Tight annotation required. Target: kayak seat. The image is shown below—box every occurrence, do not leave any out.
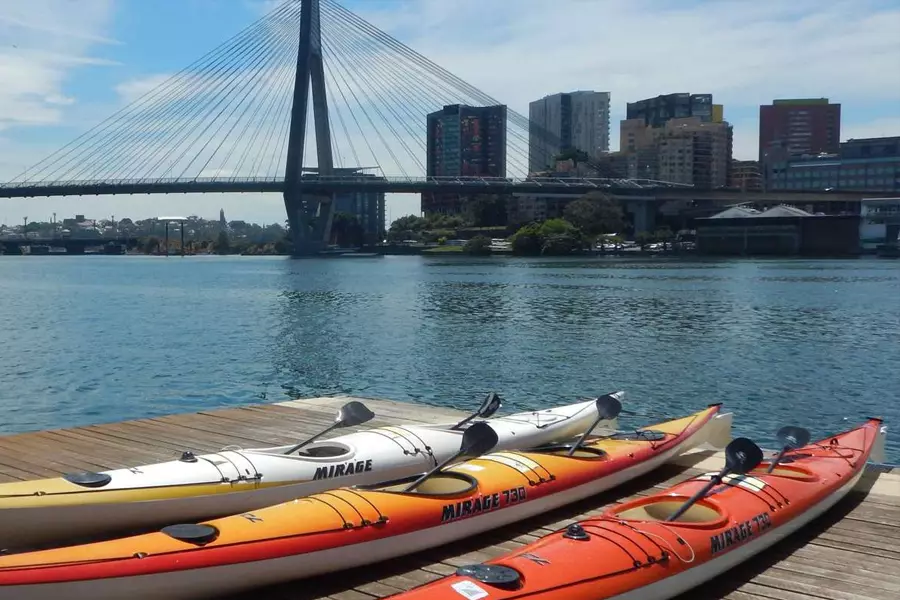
[369,472,480,496]
[615,500,722,524]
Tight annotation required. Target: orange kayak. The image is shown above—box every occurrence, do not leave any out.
[387,417,887,600]
[0,404,731,599]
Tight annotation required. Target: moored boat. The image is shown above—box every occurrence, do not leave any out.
[0,401,732,599]
[0,392,621,549]
[390,417,887,600]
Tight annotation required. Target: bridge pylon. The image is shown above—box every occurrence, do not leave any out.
[283,0,335,256]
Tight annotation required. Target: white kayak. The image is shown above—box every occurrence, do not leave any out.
[0,392,622,549]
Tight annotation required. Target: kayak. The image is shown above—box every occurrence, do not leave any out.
[390,417,887,600]
[0,393,621,549]
[0,402,732,599]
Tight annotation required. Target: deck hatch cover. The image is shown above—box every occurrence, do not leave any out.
[161,523,220,545]
[456,564,521,588]
[62,471,112,488]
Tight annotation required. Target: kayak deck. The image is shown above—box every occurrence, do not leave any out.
[0,396,895,599]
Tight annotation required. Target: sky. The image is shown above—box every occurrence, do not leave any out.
[0,0,898,226]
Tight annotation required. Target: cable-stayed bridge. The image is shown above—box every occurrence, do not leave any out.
[0,0,687,253]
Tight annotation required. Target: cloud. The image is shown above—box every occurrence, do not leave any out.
[350,0,900,160]
[0,1,118,131]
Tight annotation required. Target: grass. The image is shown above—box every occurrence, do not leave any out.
[422,245,465,254]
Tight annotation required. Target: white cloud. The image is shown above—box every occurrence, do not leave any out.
[352,0,900,160]
[0,0,118,131]
[3,0,900,226]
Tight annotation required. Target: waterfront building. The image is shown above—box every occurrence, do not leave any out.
[325,168,386,245]
[859,197,900,252]
[528,91,611,173]
[696,204,860,256]
[759,98,841,162]
[626,93,716,128]
[730,160,763,190]
[763,136,900,193]
[618,117,733,188]
[423,104,507,215]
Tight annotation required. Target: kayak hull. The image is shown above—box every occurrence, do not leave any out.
[387,418,885,600]
[0,396,617,549]
[0,406,732,599]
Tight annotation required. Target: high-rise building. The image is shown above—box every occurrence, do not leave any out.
[626,93,714,128]
[304,168,386,245]
[423,104,507,214]
[528,91,611,174]
[618,117,733,189]
[758,98,841,162]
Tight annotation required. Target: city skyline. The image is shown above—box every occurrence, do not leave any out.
[0,0,898,224]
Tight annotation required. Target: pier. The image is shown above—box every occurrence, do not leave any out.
[0,396,895,599]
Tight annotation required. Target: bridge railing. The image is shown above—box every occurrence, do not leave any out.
[0,175,695,190]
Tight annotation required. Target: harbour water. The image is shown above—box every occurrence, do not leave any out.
[0,255,897,462]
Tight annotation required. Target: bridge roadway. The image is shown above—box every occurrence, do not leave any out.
[0,176,895,203]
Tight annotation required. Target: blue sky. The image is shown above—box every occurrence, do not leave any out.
[0,0,898,226]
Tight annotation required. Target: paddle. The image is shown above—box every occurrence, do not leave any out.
[283,401,375,455]
[666,437,763,522]
[566,393,623,456]
[766,426,811,473]
[402,421,499,492]
[451,392,503,430]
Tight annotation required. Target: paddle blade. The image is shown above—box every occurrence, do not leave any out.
[460,421,499,458]
[724,437,763,474]
[595,393,622,421]
[478,392,503,419]
[336,401,375,428]
[776,426,810,450]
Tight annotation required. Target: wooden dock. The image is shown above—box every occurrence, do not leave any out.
[0,395,896,600]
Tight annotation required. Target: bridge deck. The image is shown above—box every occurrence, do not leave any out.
[0,396,895,600]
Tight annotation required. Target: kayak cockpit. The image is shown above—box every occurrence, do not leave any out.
[612,498,726,525]
[293,443,352,458]
[529,444,608,459]
[361,472,479,496]
[750,464,818,481]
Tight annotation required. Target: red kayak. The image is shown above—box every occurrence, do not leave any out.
[387,417,887,600]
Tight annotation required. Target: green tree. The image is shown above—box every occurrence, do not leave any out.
[464,195,508,227]
[143,237,160,254]
[510,223,543,255]
[635,231,654,250]
[563,193,625,238]
[653,226,674,250]
[555,148,591,164]
[215,231,231,255]
[463,235,492,255]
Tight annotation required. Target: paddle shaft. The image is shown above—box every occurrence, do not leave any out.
[666,465,729,522]
[283,422,340,455]
[403,449,464,492]
[567,413,607,457]
[766,446,789,474]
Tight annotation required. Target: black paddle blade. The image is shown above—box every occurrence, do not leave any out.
[460,421,499,457]
[724,437,764,474]
[776,426,810,450]
[478,392,503,419]
[336,401,375,428]
[595,393,622,421]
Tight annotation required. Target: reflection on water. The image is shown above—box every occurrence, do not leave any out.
[0,255,897,461]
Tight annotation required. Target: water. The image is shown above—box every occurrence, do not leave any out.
[0,255,897,462]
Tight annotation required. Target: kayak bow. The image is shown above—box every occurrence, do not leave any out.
[0,403,732,599]
[391,417,886,600]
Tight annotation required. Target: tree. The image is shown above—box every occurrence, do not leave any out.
[563,193,625,238]
[215,231,230,255]
[510,223,543,255]
[635,231,654,250]
[463,235,492,255]
[654,227,674,250]
[464,195,507,227]
[555,148,590,164]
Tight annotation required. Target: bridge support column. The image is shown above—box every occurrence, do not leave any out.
[626,199,657,236]
[283,0,335,256]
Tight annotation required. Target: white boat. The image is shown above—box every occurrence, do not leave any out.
[0,393,621,549]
